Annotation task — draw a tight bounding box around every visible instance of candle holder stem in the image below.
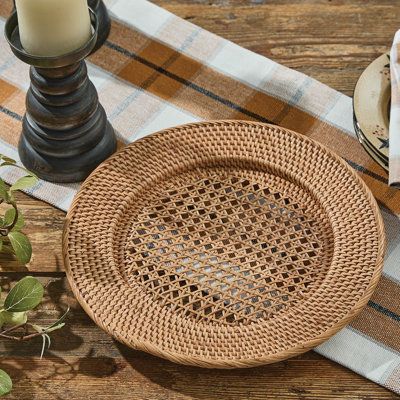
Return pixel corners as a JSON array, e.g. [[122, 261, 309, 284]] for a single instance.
[[20, 61, 116, 182]]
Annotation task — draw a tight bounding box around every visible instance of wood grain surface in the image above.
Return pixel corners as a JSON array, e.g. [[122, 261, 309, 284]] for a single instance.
[[1, 0, 399, 398]]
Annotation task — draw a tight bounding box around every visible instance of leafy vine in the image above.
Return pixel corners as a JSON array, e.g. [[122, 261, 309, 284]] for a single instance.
[[0, 154, 68, 396]]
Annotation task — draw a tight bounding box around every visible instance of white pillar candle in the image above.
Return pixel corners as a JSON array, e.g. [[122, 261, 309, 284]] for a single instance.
[[15, 0, 92, 57]]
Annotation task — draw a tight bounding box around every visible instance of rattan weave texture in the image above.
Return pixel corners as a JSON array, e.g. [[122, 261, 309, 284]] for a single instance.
[[63, 121, 385, 368]]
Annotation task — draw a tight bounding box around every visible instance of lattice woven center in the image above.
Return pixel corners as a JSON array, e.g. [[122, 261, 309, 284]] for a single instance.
[[124, 171, 333, 326], [64, 121, 384, 368]]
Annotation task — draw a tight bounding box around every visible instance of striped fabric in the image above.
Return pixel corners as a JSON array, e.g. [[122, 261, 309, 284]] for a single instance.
[[390, 30, 400, 187], [0, 0, 399, 393]]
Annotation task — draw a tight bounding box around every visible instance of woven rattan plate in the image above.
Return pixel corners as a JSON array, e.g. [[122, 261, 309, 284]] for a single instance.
[[63, 121, 385, 368]]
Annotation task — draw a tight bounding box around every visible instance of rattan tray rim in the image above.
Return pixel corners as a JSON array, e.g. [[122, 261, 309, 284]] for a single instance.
[[63, 120, 385, 369]]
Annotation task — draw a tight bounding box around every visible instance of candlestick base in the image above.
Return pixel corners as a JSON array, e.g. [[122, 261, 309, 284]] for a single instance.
[[20, 105, 116, 183], [5, 10, 117, 183]]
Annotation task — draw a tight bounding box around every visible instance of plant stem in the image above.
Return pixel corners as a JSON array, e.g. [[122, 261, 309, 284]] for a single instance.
[[0, 322, 26, 335], [0, 330, 41, 341], [0, 324, 54, 342]]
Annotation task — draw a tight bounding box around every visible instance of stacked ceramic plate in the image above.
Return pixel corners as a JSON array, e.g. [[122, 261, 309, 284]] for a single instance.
[[353, 54, 390, 171]]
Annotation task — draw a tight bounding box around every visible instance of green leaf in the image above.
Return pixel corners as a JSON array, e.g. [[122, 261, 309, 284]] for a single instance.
[[0, 162, 18, 168], [3, 208, 24, 231], [0, 311, 28, 327], [47, 307, 70, 330], [31, 322, 65, 335], [45, 323, 65, 334], [6, 191, 14, 203], [0, 180, 8, 201], [4, 276, 44, 312], [3, 209, 15, 226], [8, 232, 32, 264], [0, 244, 14, 255], [31, 307, 69, 335], [10, 175, 38, 192], [0, 155, 16, 164], [0, 369, 12, 396]]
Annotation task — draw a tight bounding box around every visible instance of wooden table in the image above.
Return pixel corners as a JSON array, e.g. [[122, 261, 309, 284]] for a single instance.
[[1, 1, 399, 398]]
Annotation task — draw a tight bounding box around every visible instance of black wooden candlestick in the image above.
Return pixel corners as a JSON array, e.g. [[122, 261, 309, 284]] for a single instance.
[[12, 0, 111, 53], [5, 10, 117, 183], [88, 0, 111, 52]]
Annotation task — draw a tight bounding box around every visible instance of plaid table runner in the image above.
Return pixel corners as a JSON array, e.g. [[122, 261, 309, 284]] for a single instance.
[[0, 0, 399, 393], [390, 31, 400, 187]]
